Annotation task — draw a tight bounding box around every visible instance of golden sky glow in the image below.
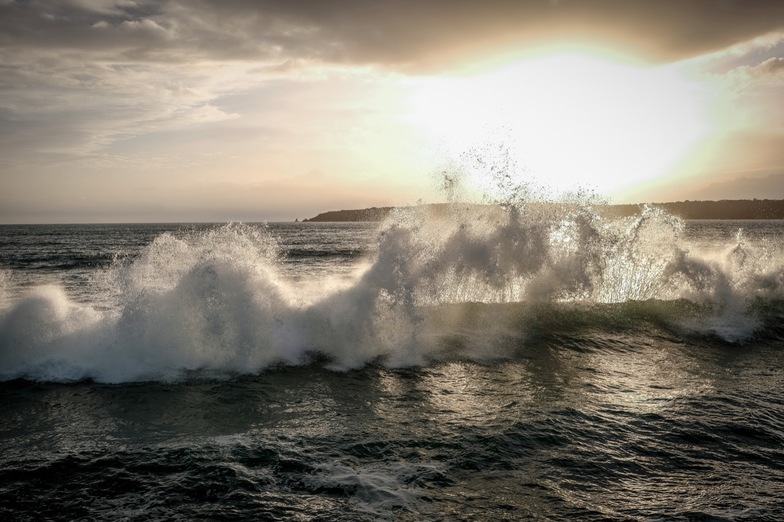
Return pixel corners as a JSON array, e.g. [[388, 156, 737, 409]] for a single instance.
[[404, 50, 711, 197], [2, 1, 784, 222]]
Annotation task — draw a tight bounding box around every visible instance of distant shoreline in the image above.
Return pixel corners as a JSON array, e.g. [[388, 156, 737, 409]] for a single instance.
[[301, 200, 784, 222]]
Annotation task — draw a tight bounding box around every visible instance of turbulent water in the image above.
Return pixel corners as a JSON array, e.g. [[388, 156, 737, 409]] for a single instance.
[[1, 204, 783, 520]]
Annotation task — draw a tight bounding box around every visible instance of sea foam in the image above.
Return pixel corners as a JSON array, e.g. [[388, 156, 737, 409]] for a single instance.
[[1, 202, 783, 382]]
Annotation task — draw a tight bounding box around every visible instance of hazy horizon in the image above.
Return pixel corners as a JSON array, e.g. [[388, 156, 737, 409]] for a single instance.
[[3, 1, 784, 223]]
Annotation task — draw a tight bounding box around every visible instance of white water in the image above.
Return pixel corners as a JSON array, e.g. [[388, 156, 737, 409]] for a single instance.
[[1, 204, 783, 383]]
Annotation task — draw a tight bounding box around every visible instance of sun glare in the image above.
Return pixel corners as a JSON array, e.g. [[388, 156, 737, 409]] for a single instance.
[[405, 51, 710, 199]]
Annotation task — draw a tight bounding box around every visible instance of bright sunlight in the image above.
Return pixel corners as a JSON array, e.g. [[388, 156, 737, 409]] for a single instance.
[[405, 51, 711, 199]]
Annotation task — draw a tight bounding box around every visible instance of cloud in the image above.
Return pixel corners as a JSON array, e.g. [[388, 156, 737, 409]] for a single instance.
[[3, 1, 784, 68], [751, 57, 784, 77], [721, 55, 784, 95], [155, 1, 780, 67], [0, 57, 244, 160]]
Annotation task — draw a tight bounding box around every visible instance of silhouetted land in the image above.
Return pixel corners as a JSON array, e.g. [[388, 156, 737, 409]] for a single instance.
[[302, 207, 393, 222], [302, 200, 784, 222], [608, 200, 784, 219]]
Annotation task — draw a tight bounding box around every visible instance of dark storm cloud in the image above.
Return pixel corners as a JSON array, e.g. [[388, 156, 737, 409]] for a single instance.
[[2, 0, 784, 68]]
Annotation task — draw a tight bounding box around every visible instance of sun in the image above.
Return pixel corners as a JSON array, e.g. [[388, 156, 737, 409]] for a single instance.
[[404, 49, 710, 200]]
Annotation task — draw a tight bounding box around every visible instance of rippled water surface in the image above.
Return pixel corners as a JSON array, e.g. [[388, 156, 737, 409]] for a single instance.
[[3, 341, 783, 520]]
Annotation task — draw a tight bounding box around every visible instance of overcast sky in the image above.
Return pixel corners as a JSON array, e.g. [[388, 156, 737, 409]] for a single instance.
[[2, 0, 784, 222]]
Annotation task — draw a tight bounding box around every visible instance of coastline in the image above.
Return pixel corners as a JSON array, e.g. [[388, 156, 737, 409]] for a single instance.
[[302, 199, 784, 222]]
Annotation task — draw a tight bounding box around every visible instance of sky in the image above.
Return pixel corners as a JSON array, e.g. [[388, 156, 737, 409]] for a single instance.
[[2, 0, 784, 223]]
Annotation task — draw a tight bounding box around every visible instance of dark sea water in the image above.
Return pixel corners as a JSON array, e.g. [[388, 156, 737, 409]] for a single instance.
[[1, 207, 783, 520]]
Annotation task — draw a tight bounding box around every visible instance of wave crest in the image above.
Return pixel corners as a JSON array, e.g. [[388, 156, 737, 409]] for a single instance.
[[1, 206, 783, 382]]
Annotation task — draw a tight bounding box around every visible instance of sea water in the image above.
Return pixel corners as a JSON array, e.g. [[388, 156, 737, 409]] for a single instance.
[[1, 205, 783, 520]]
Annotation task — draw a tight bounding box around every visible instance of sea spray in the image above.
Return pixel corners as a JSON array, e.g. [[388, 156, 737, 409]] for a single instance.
[[0, 269, 11, 309], [0, 225, 302, 382], [0, 284, 103, 381], [2, 207, 784, 382], [102, 224, 310, 380], [368, 201, 684, 305], [665, 227, 783, 341]]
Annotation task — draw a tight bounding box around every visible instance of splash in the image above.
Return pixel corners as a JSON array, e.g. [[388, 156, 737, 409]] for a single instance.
[[1, 200, 783, 382]]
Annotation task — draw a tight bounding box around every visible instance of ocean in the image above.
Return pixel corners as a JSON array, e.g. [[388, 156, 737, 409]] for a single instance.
[[1, 204, 783, 520]]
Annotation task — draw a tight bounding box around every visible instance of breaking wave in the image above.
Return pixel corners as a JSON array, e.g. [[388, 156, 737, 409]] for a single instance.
[[1, 202, 783, 383]]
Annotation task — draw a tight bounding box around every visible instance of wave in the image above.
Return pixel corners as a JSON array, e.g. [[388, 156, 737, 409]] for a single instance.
[[1, 205, 783, 383]]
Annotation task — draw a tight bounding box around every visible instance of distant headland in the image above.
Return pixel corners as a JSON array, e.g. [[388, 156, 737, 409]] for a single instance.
[[302, 207, 394, 222], [301, 200, 784, 222]]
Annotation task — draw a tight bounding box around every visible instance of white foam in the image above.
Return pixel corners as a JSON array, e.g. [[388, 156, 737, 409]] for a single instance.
[[1, 205, 783, 382]]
